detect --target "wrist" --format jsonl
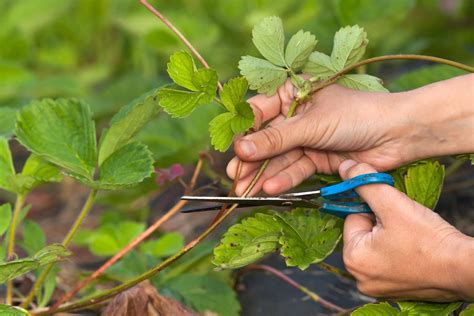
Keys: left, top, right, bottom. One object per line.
{"left": 386, "top": 75, "right": 474, "bottom": 163}
{"left": 444, "top": 233, "right": 474, "bottom": 301}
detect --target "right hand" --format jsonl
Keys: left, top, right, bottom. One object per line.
{"left": 227, "top": 81, "right": 413, "bottom": 196}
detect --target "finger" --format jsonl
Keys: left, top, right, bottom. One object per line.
{"left": 343, "top": 214, "right": 375, "bottom": 245}
{"left": 234, "top": 116, "right": 304, "bottom": 161}
{"left": 226, "top": 156, "right": 260, "bottom": 180}
{"left": 248, "top": 80, "right": 294, "bottom": 129}
{"left": 235, "top": 149, "right": 303, "bottom": 196}
{"left": 338, "top": 160, "right": 409, "bottom": 219}
{"left": 262, "top": 155, "right": 316, "bottom": 195}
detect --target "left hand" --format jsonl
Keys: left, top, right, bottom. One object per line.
{"left": 338, "top": 160, "right": 474, "bottom": 301}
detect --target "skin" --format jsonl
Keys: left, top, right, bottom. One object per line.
{"left": 227, "top": 74, "right": 474, "bottom": 301}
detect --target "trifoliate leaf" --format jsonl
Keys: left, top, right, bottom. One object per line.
{"left": 397, "top": 301, "right": 462, "bottom": 315}
{"left": 158, "top": 87, "right": 208, "bottom": 118}
{"left": 239, "top": 56, "right": 287, "bottom": 96}
{"left": 159, "top": 51, "right": 218, "bottom": 118}
{"left": 252, "top": 16, "right": 286, "bottom": 67}
{"left": 220, "top": 77, "right": 249, "bottom": 112}
{"left": 404, "top": 161, "right": 445, "bottom": 210}
{"left": 0, "top": 137, "right": 15, "bottom": 192}
{"left": 303, "top": 51, "right": 337, "bottom": 79}
{"left": 0, "top": 244, "right": 70, "bottom": 283}
{"left": 331, "top": 25, "right": 368, "bottom": 70}
{"left": 352, "top": 302, "right": 399, "bottom": 316}
{"left": 98, "top": 142, "right": 154, "bottom": 190}
{"left": 0, "top": 204, "right": 12, "bottom": 236}
{"left": 167, "top": 50, "right": 198, "bottom": 91}
{"left": 166, "top": 274, "right": 241, "bottom": 316}
{"left": 285, "top": 30, "right": 318, "bottom": 71}
{"left": 0, "top": 107, "right": 17, "bottom": 139}
{"left": 231, "top": 101, "right": 254, "bottom": 134}
{"left": 209, "top": 112, "right": 235, "bottom": 152}
{"left": 0, "top": 305, "right": 29, "bottom": 316}
{"left": 274, "top": 208, "right": 343, "bottom": 270}
{"left": 15, "top": 99, "right": 97, "bottom": 180}
{"left": 337, "top": 74, "right": 388, "bottom": 92}
{"left": 98, "top": 88, "right": 161, "bottom": 165}
{"left": 213, "top": 212, "right": 281, "bottom": 269}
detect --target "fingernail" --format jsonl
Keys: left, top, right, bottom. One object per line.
{"left": 238, "top": 139, "right": 257, "bottom": 157}
{"left": 339, "top": 159, "right": 358, "bottom": 174}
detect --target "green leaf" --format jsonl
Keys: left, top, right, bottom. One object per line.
{"left": 80, "top": 221, "right": 145, "bottom": 257}
{"left": 352, "top": 302, "right": 399, "bottom": 316}
{"left": 0, "top": 304, "right": 29, "bottom": 316}
{"left": 15, "top": 99, "right": 97, "bottom": 181}
{"left": 397, "top": 301, "right": 462, "bottom": 315}
{"left": 165, "top": 274, "right": 241, "bottom": 316}
{"left": 192, "top": 68, "right": 218, "bottom": 98}
{"left": 303, "top": 51, "right": 337, "bottom": 79}
{"left": 252, "top": 16, "right": 286, "bottom": 67}
{"left": 167, "top": 50, "right": 198, "bottom": 91}
{"left": 274, "top": 208, "right": 343, "bottom": 270}
{"left": 209, "top": 112, "right": 235, "bottom": 152}
{"left": 404, "top": 161, "right": 445, "bottom": 209}
{"left": 0, "top": 204, "right": 12, "bottom": 236}
{"left": 331, "top": 25, "right": 368, "bottom": 70}
{"left": 213, "top": 212, "right": 281, "bottom": 269}
{"left": 19, "top": 220, "right": 46, "bottom": 257}
{"left": 220, "top": 77, "right": 248, "bottom": 113}
{"left": 0, "top": 107, "right": 17, "bottom": 139}
{"left": 97, "top": 142, "right": 154, "bottom": 190}
{"left": 239, "top": 56, "right": 287, "bottom": 96}
{"left": 37, "top": 266, "right": 58, "bottom": 308}
{"left": 285, "top": 30, "right": 318, "bottom": 71}
{"left": 0, "top": 137, "right": 15, "bottom": 192}
{"left": 157, "top": 86, "right": 212, "bottom": 118}
{"left": 461, "top": 304, "right": 474, "bottom": 316}
{"left": 337, "top": 74, "right": 388, "bottom": 92}
{"left": 14, "top": 154, "right": 62, "bottom": 194}
{"left": 0, "top": 244, "right": 70, "bottom": 283}
{"left": 231, "top": 101, "right": 255, "bottom": 134}
{"left": 139, "top": 232, "right": 184, "bottom": 258}
{"left": 98, "top": 88, "right": 161, "bottom": 165}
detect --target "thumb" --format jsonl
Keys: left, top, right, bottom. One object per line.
{"left": 338, "top": 160, "right": 409, "bottom": 220}
{"left": 234, "top": 117, "right": 305, "bottom": 161}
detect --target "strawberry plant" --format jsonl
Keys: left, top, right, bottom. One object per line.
{"left": 0, "top": 1, "right": 473, "bottom": 315}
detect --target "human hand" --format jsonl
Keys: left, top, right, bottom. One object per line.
{"left": 227, "top": 80, "right": 411, "bottom": 196}
{"left": 339, "top": 160, "right": 474, "bottom": 301}
{"left": 227, "top": 74, "right": 474, "bottom": 196}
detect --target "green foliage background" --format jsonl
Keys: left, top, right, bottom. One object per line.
{"left": 1, "top": 0, "right": 472, "bottom": 164}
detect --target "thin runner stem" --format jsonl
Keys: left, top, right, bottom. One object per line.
{"left": 6, "top": 194, "right": 26, "bottom": 305}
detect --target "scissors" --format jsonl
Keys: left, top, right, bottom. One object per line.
{"left": 181, "top": 173, "right": 395, "bottom": 218}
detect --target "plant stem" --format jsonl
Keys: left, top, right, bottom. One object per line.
{"left": 239, "top": 264, "right": 348, "bottom": 313}
{"left": 317, "top": 262, "right": 355, "bottom": 281}
{"left": 5, "top": 194, "right": 26, "bottom": 305}
{"left": 139, "top": 0, "right": 223, "bottom": 91}
{"left": 21, "top": 189, "right": 97, "bottom": 309}
{"left": 52, "top": 158, "right": 204, "bottom": 308}
{"left": 312, "top": 54, "right": 474, "bottom": 93}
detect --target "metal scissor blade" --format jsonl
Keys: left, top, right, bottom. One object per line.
{"left": 181, "top": 195, "right": 320, "bottom": 209}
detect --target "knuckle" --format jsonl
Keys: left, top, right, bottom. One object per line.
{"left": 261, "top": 127, "right": 283, "bottom": 152}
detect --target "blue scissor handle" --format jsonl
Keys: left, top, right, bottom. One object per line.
{"left": 320, "top": 173, "right": 395, "bottom": 200}
{"left": 321, "top": 201, "right": 371, "bottom": 218}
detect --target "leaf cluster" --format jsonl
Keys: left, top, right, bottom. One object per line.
{"left": 213, "top": 208, "right": 342, "bottom": 270}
